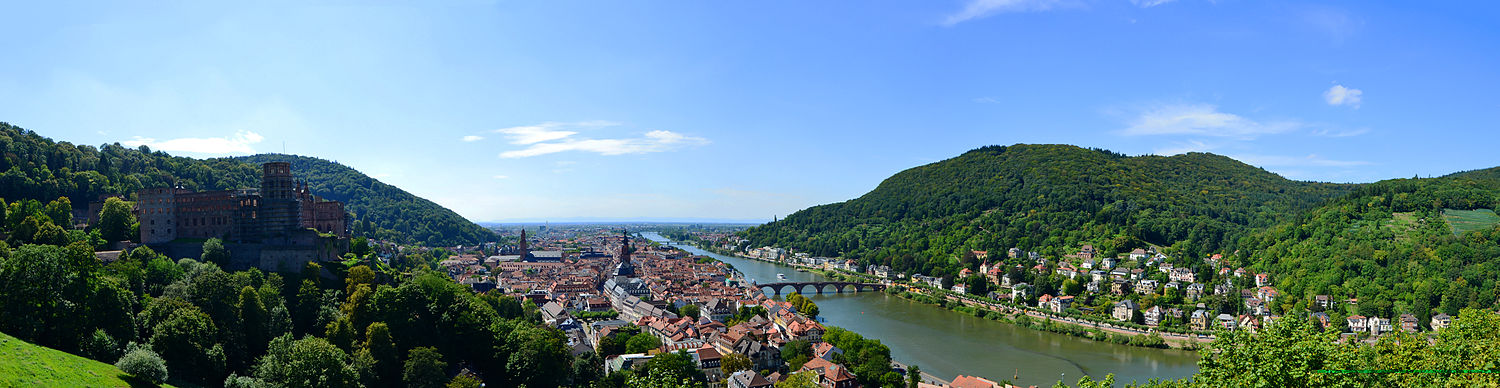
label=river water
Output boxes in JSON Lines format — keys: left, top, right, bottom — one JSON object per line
{"left": 642, "top": 232, "right": 1199, "bottom": 387}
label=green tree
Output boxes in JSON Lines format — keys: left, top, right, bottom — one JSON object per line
{"left": 202, "top": 238, "right": 231, "bottom": 267}
{"left": 681, "top": 304, "right": 701, "bottom": 319}
{"left": 626, "top": 333, "right": 663, "bottom": 354}
{"left": 721, "top": 352, "right": 752, "bottom": 373}
{"left": 404, "top": 346, "right": 447, "bottom": 388}
{"left": 365, "top": 322, "right": 399, "bottom": 387}
{"left": 239, "top": 286, "right": 270, "bottom": 360}
{"left": 98, "top": 197, "right": 135, "bottom": 242}
{"left": 44, "top": 197, "right": 72, "bottom": 227}
{"left": 774, "top": 370, "right": 819, "bottom": 388}
{"left": 151, "top": 307, "right": 226, "bottom": 384}
{"left": 115, "top": 344, "right": 169, "bottom": 385}
{"left": 253, "top": 334, "right": 361, "bottom": 388}
{"left": 446, "top": 374, "right": 483, "bottom": 388}
{"left": 907, "top": 364, "right": 921, "bottom": 388}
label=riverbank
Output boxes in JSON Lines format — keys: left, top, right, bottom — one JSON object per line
{"left": 673, "top": 238, "right": 1211, "bottom": 350}
{"left": 651, "top": 234, "right": 1200, "bottom": 386}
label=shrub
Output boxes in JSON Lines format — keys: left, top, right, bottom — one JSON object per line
{"left": 115, "top": 344, "right": 168, "bottom": 385}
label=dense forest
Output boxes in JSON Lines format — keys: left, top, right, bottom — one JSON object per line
{"left": 741, "top": 144, "right": 1353, "bottom": 280}
{"left": 1233, "top": 174, "right": 1500, "bottom": 330}
{"left": 0, "top": 123, "right": 491, "bottom": 246}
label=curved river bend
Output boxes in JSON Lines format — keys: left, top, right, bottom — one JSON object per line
{"left": 642, "top": 232, "right": 1198, "bottom": 387}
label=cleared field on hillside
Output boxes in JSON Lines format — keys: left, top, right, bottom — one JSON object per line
{"left": 1443, "top": 209, "right": 1500, "bottom": 236}
{"left": 0, "top": 332, "right": 166, "bottom": 387}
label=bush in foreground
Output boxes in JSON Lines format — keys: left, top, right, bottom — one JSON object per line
{"left": 114, "top": 344, "right": 168, "bottom": 385}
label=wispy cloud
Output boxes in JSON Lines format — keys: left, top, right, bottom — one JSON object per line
{"left": 973, "top": 97, "right": 1002, "bottom": 104}
{"left": 1323, "top": 84, "right": 1363, "bottom": 108}
{"left": 492, "top": 175, "right": 509, "bottom": 179}
{"left": 1230, "top": 153, "right": 1371, "bottom": 168}
{"left": 1131, "top": 0, "right": 1177, "bottom": 7}
{"left": 1311, "top": 127, "right": 1370, "bottom": 137}
{"left": 123, "top": 130, "right": 264, "bottom": 154}
{"left": 461, "top": 135, "right": 484, "bottom": 142}
{"left": 1121, "top": 103, "right": 1302, "bottom": 139}
{"left": 495, "top": 122, "right": 709, "bottom": 158}
{"left": 942, "top": 0, "right": 1068, "bottom": 26}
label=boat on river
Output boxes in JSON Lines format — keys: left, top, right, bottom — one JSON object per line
{"left": 777, "top": 273, "right": 787, "bottom": 280}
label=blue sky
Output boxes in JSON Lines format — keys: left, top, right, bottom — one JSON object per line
{"left": 2, "top": 1, "right": 1497, "bottom": 222}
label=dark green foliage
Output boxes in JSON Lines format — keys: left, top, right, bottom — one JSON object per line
{"left": 742, "top": 144, "right": 1352, "bottom": 277}
{"left": 202, "top": 238, "right": 230, "bottom": 267}
{"left": 821, "top": 326, "right": 894, "bottom": 388}
{"left": 150, "top": 307, "right": 226, "bottom": 384}
{"left": 254, "top": 334, "right": 361, "bottom": 388}
{"left": 404, "top": 346, "right": 447, "bottom": 388}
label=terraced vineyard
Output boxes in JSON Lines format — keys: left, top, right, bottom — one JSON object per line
{"left": 1443, "top": 208, "right": 1500, "bottom": 236}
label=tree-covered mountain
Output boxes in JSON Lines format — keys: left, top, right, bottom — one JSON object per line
{"left": 1233, "top": 173, "right": 1500, "bottom": 328}
{"left": 236, "top": 154, "right": 493, "bottom": 246}
{"left": 0, "top": 122, "right": 491, "bottom": 246}
{"left": 741, "top": 144, "right": 1354, "bottom": 277}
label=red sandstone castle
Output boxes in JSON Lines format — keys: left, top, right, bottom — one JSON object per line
{"left": 136, "top": 162, "right": 349, "bottom": 244}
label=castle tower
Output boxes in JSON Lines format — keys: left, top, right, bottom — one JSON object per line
{"left": 259, "top": 162, "right": 301, "bottom": 236}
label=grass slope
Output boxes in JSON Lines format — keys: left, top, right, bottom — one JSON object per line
{"left": 1443, "top": 208, "right": 1500, "bottom": 236}
{"left": 0, "top": 332, "right": 167, "bottom": 387}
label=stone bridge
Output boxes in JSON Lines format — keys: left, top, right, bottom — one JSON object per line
{"left": 756, "top": 282, "right": 886, "bottom": 296}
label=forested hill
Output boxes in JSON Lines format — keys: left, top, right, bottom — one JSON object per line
{"left": 0, "top": 123, "right": 491, "bottom": 246}
{"left": 740, "top": 144, "right": 1354, "bottom": 275}
{"left": 1232, "top": 173, "right": 1500, "bottom": 327}
{"left": 236, "top": 154, "right": 493, "bottom": 246}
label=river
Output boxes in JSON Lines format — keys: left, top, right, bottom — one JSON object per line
{"left": 641, "top": 232, "right": 1199, "bottom": 387}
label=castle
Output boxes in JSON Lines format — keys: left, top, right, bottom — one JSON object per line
{"left": 135, "top": 162, "right": 350, "bottom": 270}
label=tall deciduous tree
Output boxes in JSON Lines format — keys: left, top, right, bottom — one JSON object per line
{"left": 98, "top": 197, "right": 135, "bottom": 242}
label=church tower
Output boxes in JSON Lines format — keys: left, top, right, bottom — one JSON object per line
{"left": 613, "top": 229, "right": 636, "bottom": 278}
{"left": 518, "top": 228, "right": 529, "bottom": 258}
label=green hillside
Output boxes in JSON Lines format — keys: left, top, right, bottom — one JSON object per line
{"left": 0, "top": 331, "right": 169, "bottom": 387}
{"left": 741, "top": 144, "right": 1353, "bottom": 276}
{"left": 1235, "top": 175, "right": 1500, "bottom": 326}
{"left": 0, "top": 123, "right": 491, "bottom": 246}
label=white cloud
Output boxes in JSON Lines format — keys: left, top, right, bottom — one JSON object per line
{"left": 973, "top": 97, "right": 1002, "bottom": 104}
{"left": 462, "top": 135, "right": 484, "bottom": 142}
{"left": 122, "top": 130, "right": 264, "bottom": 154}
{"left": 1131, "top": 0, "right": 1177, "bottom": 7}
{"left": 1230, "top": 153, "right": 1371, "bottom": 168}
{"left": 942, "top": 0, "right": 1067, "bottom": 26}
{"left": 495, "top": 122, "right": 709, "bottom": 158}
{"left": 1121, "top": 103, "right": 1301, "bottom": 139}
{"left": 1323, "top": 85, "right": 1363, "bottom": 108}
{"left": 492, "top": 175, "right": 509, "bottom": 179}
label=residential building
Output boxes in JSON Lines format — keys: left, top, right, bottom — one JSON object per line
{"left": 1113, "top": 300, "right": 1139, "bottom": 322}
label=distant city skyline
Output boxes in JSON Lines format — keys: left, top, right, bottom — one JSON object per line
{"left": 3, "top": 1, "right": 1497, "bottom": 223}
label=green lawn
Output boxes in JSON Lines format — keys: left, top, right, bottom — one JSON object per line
{"left": 0, "top": 332, "right": 168, "bottom": 388}
{"left": 1442, "top": 208, "right": 1500, "bottom": 236}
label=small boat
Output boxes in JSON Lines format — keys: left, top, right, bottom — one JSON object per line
{"left": 777, "top": 273, "right": 787, "bottom": 280}
{"left": 796, "top": 268, "right": 808, "bottom": 272}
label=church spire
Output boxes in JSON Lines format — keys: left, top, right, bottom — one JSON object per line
{"left": 519, "top": 228, "right": 528, "bottom": 258}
